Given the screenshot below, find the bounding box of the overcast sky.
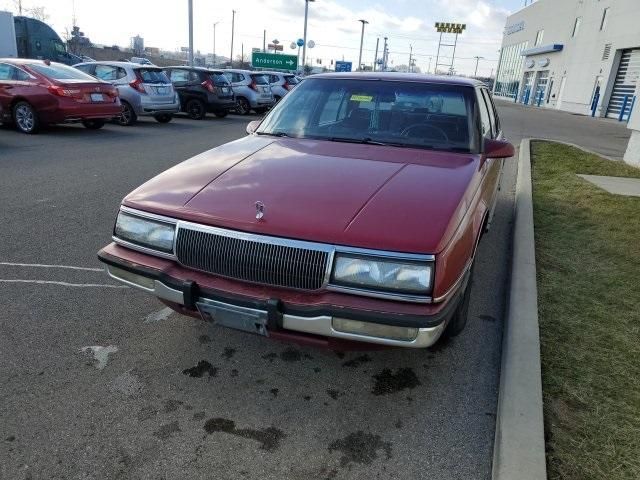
[1,0,525,76]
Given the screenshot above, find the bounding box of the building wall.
[495,0,640,117]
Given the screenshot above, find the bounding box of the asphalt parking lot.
[0,113,518,480]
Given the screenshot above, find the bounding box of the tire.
[13,101,39,134]
[235,97,251,115]
[154,114,173,123]
[117,101,137,126]
[213,110,228,118]
[274,95,282,103]
[82,119,106,130]
[254,107,269,115]
[185,99,206,120]
[441,266,474,339]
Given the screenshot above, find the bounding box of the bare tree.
[26,6,49,21]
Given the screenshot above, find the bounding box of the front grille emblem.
[255,201,265,220]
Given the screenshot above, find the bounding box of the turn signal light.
[201,79,216,93]
[129,78,146,93]
[47,85,82,98]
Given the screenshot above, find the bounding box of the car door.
[479,87,505,228]
[0,63,36,121]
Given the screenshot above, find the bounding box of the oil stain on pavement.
[203,418,285,451]
[371,368,421,396]
[182,360,217,378]
[328,431,392,467]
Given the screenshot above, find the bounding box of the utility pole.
[373,37,379,72]
[382,36,388,71]
[302,0,315,71]
[263,30,266,53]
[428,56,432,74]
[17,0,22,15]
[213,22,219,67]
[357,19,368,71]
[473,56,484,77]
[241,43,244,67]
[188,0,194,66]
[230,9,236,68]
[408,44,413,73]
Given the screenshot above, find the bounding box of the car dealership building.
[493,0,640,121]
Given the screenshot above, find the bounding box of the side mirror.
[246,120,260,135]
[484,138,515,159]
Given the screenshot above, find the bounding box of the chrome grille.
[175,227,330,290]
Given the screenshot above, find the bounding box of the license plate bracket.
[90,93,104,102]
[196,299,269,337]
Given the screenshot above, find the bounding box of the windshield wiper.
[256,131,290,137]
[326,136,396,146]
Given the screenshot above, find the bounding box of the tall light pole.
[230,9,236,67]
[382,36,388,71]
[408,44,413,73]
[188,0,194,66]
[213,22,219,67]
[473,56,484,77]
[302,0,315,71]
[373,37,379,72]
[357,19,368,71]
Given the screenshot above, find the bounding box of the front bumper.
[98,245,464,348]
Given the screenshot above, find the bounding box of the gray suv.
[223,69,275,115]
[261,72,300,102]
[74,61,180,125]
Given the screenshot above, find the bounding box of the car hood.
[123,136,481,253]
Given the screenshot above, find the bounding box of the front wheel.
[235,97,250,115]
[82,119,105,130]
[213,110,228,118]
[154,114,173,123]
[185,99,206,120]
[13,101,39,134]
[117,101,137,126]
[441,267,474,339]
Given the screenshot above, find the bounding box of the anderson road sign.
[252,52,298,71]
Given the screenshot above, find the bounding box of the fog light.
[107,265,155,290]
[332,318,418,341]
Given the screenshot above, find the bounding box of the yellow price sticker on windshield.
[350,94,373,102]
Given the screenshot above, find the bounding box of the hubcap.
[237,100,248,114]
[120,105,132,124]
[16,105,34,131]
[190,103,203,117]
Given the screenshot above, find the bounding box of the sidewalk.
[496,99,631,160]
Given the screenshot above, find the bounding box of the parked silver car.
[222,69,275,115]
[260,71,300,102]
[74,61,180,125]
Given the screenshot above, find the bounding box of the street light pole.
[188,0,194,66]
[213,22,219,67]
[302,0,315,71]
[357,19,368,72]
[373,37,379,72]
[408,44,413,73]
[473,56,484,77]
[382,36,388,71]
[230,9,236,67]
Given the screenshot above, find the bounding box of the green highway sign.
[252,52,298,71]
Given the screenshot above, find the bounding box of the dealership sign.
[505,21,525,35]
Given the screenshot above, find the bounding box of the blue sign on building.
[335,61,352,72]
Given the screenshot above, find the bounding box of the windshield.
[251,74,269,85]
[210,72,230,86]
[28,63,96,81]
[136,68,170,84]
[257,78,479,153]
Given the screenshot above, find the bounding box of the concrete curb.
[492,139,547,480]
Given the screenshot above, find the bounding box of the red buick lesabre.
[98,73,514,349]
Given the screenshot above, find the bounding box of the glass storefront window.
[494,41,529,99]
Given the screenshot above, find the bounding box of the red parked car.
[0,58,121,133]
[98,73,514,349]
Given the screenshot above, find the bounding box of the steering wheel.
[401,124,449,142]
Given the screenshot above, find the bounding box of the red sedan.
[0,58,121,133]
[98,73,514,349]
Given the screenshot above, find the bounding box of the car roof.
[224,69,266,75]
[164,65,217,72]
[309,71,484,87]
[74,61,162,69]
[1,58,66,66]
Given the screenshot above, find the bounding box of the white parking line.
[80,345,119,370]
[0,279,127,288]
[0,262,103,272]
[144,307,174,323]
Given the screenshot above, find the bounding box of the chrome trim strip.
[112,236,177,260]
[327,284,432,303]
[333,245,434,262]
[119,206,179,225]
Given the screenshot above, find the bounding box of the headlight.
[114,211,175,253]
[331,254,433,295]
